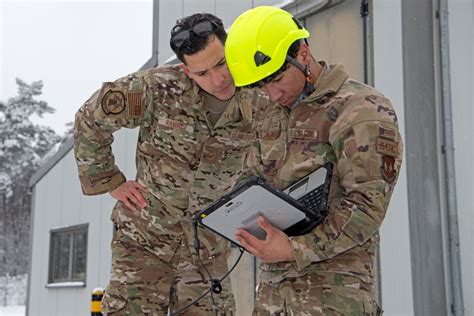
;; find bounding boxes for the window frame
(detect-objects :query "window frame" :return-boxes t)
[47,223,88,286]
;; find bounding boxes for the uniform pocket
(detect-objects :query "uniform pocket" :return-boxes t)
[196,224,231,264]
[259,126,287,177]
[322,285,375,315]
[101,283,128,314]
[342,210,379,246]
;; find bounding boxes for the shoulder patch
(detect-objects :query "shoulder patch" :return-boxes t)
[376,137,399,157]
[381,155,397,183]
[127,91,143,118]
[101,90,125,115]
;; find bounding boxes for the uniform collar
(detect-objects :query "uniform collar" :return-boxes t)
[302,62,349,104]
[188,80,253,125]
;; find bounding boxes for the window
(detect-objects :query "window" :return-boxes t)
[48,224,88,285]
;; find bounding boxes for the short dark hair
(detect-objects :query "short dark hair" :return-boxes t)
[246,39,302,89]
[170,13,227,64]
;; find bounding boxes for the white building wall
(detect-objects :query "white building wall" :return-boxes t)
[373,1,414,315]
[449,1,474,315]
[27,128,138,316]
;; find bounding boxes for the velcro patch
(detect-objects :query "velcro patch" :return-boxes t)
[101,90,125,115]
[261,129,280,140]
[230,131,255,141]
[379,127,397,140]
[289,128,318,139]
[158,117,189,130]
[203,148,221,163]
[381,155,397,183]
[127,91,143,118]
[376,137,399,157]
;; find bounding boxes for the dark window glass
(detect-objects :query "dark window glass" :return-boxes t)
[72,230,87,280]
[49,224,88,283]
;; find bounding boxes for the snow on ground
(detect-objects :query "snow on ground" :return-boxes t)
[0,274,27,306]
[0,305,25,316]
[0,274,26,315]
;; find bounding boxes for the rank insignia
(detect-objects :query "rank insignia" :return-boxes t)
[101,90,125,115]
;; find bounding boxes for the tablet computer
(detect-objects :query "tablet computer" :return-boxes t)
[196,163,333,248]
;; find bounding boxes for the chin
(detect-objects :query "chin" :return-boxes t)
[216,86,236,101]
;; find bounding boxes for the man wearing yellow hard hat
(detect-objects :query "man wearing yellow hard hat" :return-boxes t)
[226,6,403,315]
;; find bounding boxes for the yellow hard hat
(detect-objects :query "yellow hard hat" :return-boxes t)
[225,6,309,87]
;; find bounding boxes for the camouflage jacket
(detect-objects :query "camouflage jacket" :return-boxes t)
[255,63,403,284]
[74,64,269,263]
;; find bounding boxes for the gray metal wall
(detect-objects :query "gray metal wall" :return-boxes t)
[402,0,450,314]
[399,0,473,315]
[449,0,474,314]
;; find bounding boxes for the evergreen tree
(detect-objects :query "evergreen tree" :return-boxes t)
[0,79,60,280]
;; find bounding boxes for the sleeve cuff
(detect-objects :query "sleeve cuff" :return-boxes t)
[289,234,327,270]
[80,171,126,195]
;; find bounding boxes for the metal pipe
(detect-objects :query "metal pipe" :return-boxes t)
[437,0,464,314]
[360,0,369,85]
[25,187,36,316]
[152,0,159,66]
[141,0,159,70]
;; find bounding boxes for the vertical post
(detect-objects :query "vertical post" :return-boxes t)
[438,0,464,314]
[91,288,104,316]
[1,191,7,307]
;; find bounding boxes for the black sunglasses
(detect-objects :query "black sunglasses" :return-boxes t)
[171,20,218,49]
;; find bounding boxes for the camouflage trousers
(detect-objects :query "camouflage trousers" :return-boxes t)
[253,272,382,316]
[101,228,235,315]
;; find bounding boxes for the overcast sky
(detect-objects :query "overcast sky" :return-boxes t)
[1,0,153,134]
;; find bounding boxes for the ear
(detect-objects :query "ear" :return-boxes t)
[180,63,192,78]
[298,43,312,63]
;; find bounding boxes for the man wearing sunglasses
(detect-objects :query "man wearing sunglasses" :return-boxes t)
[74,12,271,315]
[225,6,403,315]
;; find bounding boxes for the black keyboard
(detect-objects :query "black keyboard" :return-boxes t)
[297,186,327,224]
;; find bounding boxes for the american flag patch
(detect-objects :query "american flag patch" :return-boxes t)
[127,91,142,118]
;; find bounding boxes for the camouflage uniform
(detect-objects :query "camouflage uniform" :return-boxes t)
[74,64,269,315]
[253,63,403,315]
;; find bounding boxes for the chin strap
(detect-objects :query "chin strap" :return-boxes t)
[286,55,315,110]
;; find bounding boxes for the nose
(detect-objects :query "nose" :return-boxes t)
[211,70,225,88]
[264,83,284,103]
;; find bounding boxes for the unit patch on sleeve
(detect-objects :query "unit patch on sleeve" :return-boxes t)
[101,90,126,115]
[376,136,399,183]
[381,155,397,183]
